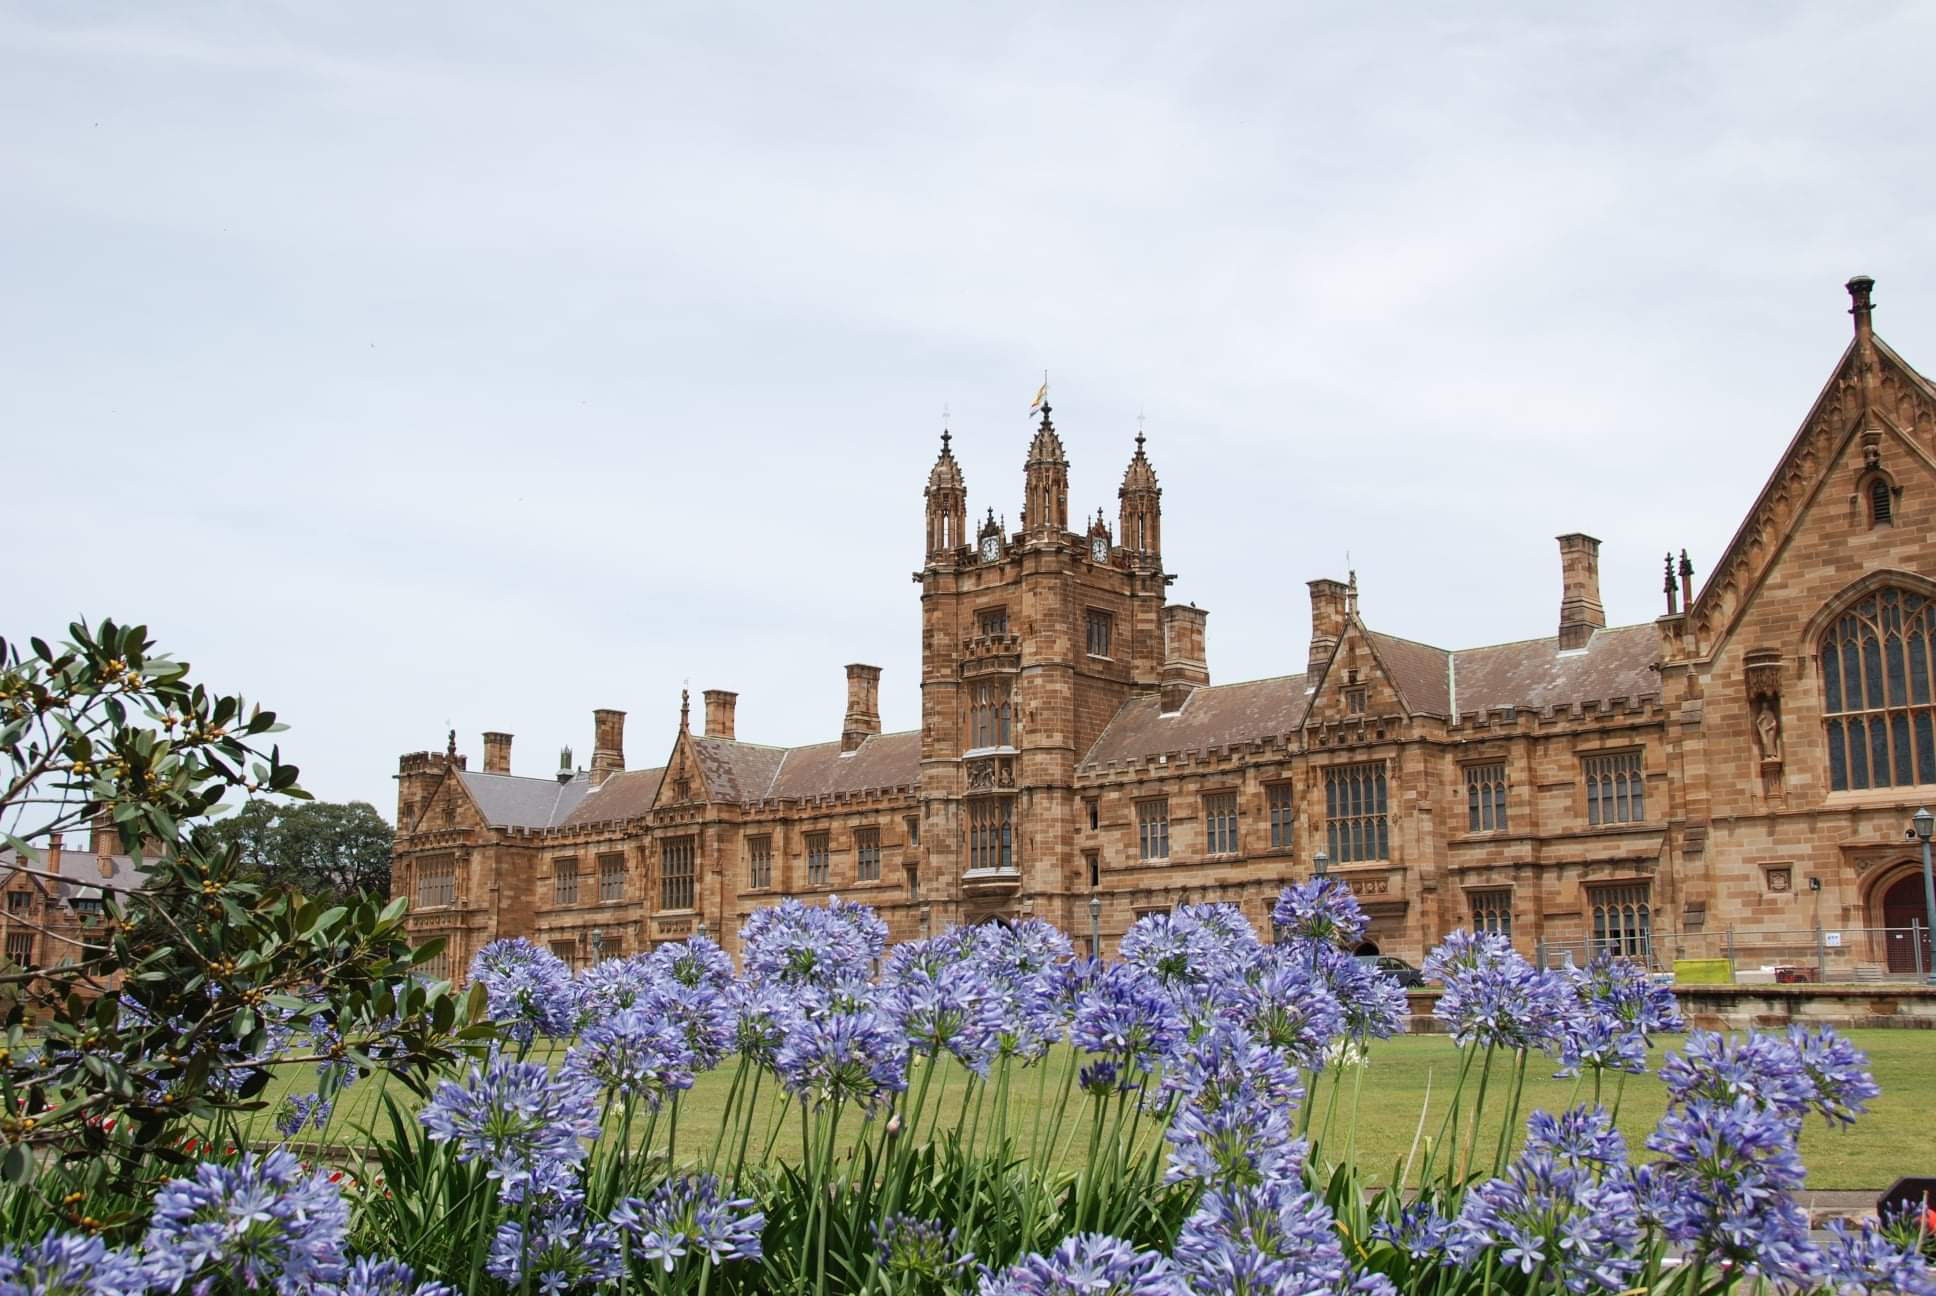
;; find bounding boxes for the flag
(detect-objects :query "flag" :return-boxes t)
[1029,381,1047,414]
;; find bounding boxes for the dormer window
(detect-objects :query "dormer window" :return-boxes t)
[1345,687,1368,715]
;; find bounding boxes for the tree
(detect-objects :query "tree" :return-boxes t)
[212,798,393,900]
[0,618,479,1185]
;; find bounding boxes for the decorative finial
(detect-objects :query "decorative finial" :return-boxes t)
[679,688,690,733]
[1136,409,1146,450]
[446,729,456,757]
[940,427,951,451]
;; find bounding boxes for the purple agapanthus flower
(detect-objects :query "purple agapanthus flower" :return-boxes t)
[740,897,876,990]
[1556,950,1683,1077]
[143,1148,349,1295]
[1659,1027,1878,1128]
[328,1255,455,1296]
[1272,878,1370,948]
[560,1007,694,1107]
[572,955,659,1029]
[644,978,737,1071]
[611,1174,765,1272]
[730,980,796,1067]
[1230,947,1347,1069]
[1815,1217,1936,1295]
[275,1091,333,1139]
[469,938,579,1043]
[1314,943,1409,1042]
[884,964,1005,1073]
[978,1232,1184,1296]
[648,932,735,991]
[419,1053,601,1201]
[774,1003,908,1109]
[485,1200,622,1293]
[1174,1177,1353,1294]
[1521,1105,1628,1172]
[0,1231,148,1296]
[1371,1201,1456,1263]
[1424,932,1567,1052]
[1450,1151,1643,1292]
[1644,1098,1819,1284]
[1071,963,1185,1075]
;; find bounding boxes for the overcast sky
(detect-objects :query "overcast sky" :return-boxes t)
[6,2,1935,817]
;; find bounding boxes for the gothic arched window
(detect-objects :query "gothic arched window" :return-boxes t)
[1871,477,1894,526]
[1820,586,1936,790]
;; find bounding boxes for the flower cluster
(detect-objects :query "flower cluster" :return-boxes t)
[469,938,578,1043]
[419,1053,601,1201]
[612,1174,765,1273]
[142,1149,350,1294]
[1424,929,1570,1052]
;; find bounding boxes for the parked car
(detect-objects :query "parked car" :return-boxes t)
[1355,954,1426,988]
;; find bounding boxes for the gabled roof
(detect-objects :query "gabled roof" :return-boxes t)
[561,767,667,827]
[457,769,594,830]
[690,737,789,803]
[1363,631,1452,716]
[1450,622,1661,716]
[1080,675,1312,770]
[765,730,921,801]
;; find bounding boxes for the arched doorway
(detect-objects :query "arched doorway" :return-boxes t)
[1879,870,1934,974]
[1354,940,1380,956]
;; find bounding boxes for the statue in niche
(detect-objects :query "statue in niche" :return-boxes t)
[1755,700,1781,763]
[967,761,994,792]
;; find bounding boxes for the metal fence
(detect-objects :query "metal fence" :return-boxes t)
[1534,925,1935,984]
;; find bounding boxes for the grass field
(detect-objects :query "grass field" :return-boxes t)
[254,1030,1936,1191]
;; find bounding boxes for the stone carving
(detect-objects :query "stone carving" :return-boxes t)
[1755,702,1781,763]
[1744,649,1784,771]
[967,760,995,792]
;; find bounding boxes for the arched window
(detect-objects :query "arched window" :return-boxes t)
[1871,476,1895,526]
[1821,586,1936,790]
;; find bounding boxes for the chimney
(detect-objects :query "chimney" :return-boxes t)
[1557,533,1606,650]
[1307,579,1350,677]
[47,831,62,878]
[1160,604,1209,713]
[842,664,882,752]
[1848,274,1875,342]
[482,731,513,775]
[703,690,738,741]
[91,808,116,860]
[590,709,626,784]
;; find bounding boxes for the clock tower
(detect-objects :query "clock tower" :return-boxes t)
[915,405,1171,933]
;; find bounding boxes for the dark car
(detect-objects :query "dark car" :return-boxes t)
[1355,954,1426,988]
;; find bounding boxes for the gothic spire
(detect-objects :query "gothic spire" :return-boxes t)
[925,425,967,558]
[1022,401,1069,535]
[1118,421,1162,559]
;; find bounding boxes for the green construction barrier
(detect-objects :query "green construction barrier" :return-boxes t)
[1673,958,1734,985]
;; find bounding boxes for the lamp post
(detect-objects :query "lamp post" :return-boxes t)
[697,919,708,944]
[1089,894,1102,960]
[1914,808,1935,985]
[1313,850,1329,881]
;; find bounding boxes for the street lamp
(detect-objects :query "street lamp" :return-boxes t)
[1313,850,1329,880]
[697,919,708,943]
[1913,808,1935,985]
[1089,894,1102,959]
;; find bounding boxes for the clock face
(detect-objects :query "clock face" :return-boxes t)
[1092,537,1110,563]
[981,535,1000,562]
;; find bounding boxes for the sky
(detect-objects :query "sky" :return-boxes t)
[5,2,1935,818]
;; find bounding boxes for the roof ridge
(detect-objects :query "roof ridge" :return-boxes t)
[1361,627,1452,656]
[1450,622,1653,657]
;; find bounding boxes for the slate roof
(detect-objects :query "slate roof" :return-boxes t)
[561,767,667,826]
[457,769,594,830]
[0,843,149,902]
[765,731,921,801]
[1080,675,1313,770]
[1364,632,1452,716]
[1450,622,1661,716]
[690,737,789,803]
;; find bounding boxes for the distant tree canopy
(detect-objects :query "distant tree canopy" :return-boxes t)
[212,798,393,900]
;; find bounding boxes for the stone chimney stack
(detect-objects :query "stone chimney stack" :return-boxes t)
[482,731,513,775]
[590,709,626,784]
[47,831,62,877]
[1557,533,1606,650]
[842,664,882,752]
[1308,579,1350,678]
[1160,604,1210,713]
[1848,274,1875,343]
[704,690,738,740]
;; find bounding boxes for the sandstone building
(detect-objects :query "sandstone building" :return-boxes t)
[392,278,1936,979]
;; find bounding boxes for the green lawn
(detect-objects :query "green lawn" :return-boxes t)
[255,1030,1936,1191]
